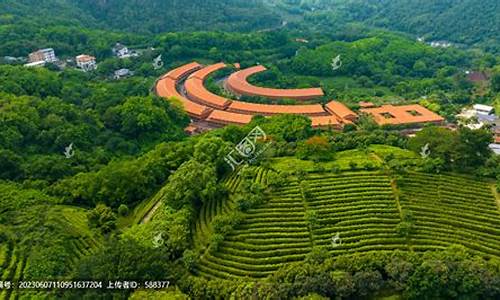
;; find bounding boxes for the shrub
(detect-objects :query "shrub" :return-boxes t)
[182,249,198,271]
[300,181,312,201]
[212,212,244,236]
[235,192,265,212]
[397,210,415,238]
[397,221,414,238]
[296,169,307,181]
[331,271,355,298]
[305,210,319,229]
[88,203,116,233]
[118,204,129,216]
[267,171,287,189]
[364,163,375,170]
[353,270,383,296]
[209,234,224,253]
[313,163,325,172]
[305,246,329,264]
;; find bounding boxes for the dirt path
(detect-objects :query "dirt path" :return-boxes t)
[299,179,316,248]
[140,199,162,224]
[370,152,384,164]
[390,179,403,216]
[491,185,500,213]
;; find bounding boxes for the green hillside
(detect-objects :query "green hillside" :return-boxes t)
[0,183,101,300]
[268,0,499,53]
[0,0,281,33]
[194,155,500,280]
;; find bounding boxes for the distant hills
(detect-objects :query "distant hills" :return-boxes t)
[266,0,499,53]
[0,0,281,33]
[1,0,497,52]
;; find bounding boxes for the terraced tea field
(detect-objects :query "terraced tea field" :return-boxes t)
[0,206,101,300]
[304,172,406,253]
[197,178,311,279]
[398,172,500,257]
[194,168,500,280]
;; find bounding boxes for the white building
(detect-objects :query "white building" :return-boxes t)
[429,41,452,48]
[489,143,500,155]
[76,54,97,72]
[24,61,46,68]
[113,43,131,58]
[473,104,494,115]
[29,48,57,63]
[114,68,133,79]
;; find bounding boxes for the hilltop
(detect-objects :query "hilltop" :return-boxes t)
[0,0,281,33]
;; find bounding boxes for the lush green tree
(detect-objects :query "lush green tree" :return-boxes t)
[161,159,218,212]
[193,136,232,176]
[0,149,23,180]
[296,135,332,161]
[70,237,174,299]
[118,204,129,216]
[453,127,493,171]
[408,126,458,166]
[256,114,313,143]
[106,96,188,141]
[88,203,117,233]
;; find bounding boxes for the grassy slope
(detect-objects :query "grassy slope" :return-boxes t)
[193,145,500,280]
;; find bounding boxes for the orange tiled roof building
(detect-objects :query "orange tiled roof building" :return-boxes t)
[155,62,361,130]
[360,104,444,126]
[227,65,324,100]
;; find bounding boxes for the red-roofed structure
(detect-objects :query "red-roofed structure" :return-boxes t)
[156,62,364,131]
[156,62,212,119]
[325,101,358,122]
[227,101,326,116]
[360,104,445,126]
[206,110,254,126]
[184,63,232,109]
[184,78,232,109]
[156,77,212,119]
[189,62,227,80]
[162,62,202,80]
[310,115,343,129]
[359,101,375,108]
[227,65,324,100]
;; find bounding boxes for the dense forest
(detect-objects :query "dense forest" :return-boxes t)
[0,0,281,33]
[1,0,498,53]
[268,0,499,53]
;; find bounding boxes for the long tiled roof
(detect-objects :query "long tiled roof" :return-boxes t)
[185,77,232,109]
[189,62,227,80]
[227,65,324,100]
[156,62,212,119]
[156,77,212,119]
[184,63,232,109]
[360,104,444,125]
[310,115,343,128]
[228,101,326,116]
[325,101,358,120]
[163,62,202,80]
[206,110,253,125]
